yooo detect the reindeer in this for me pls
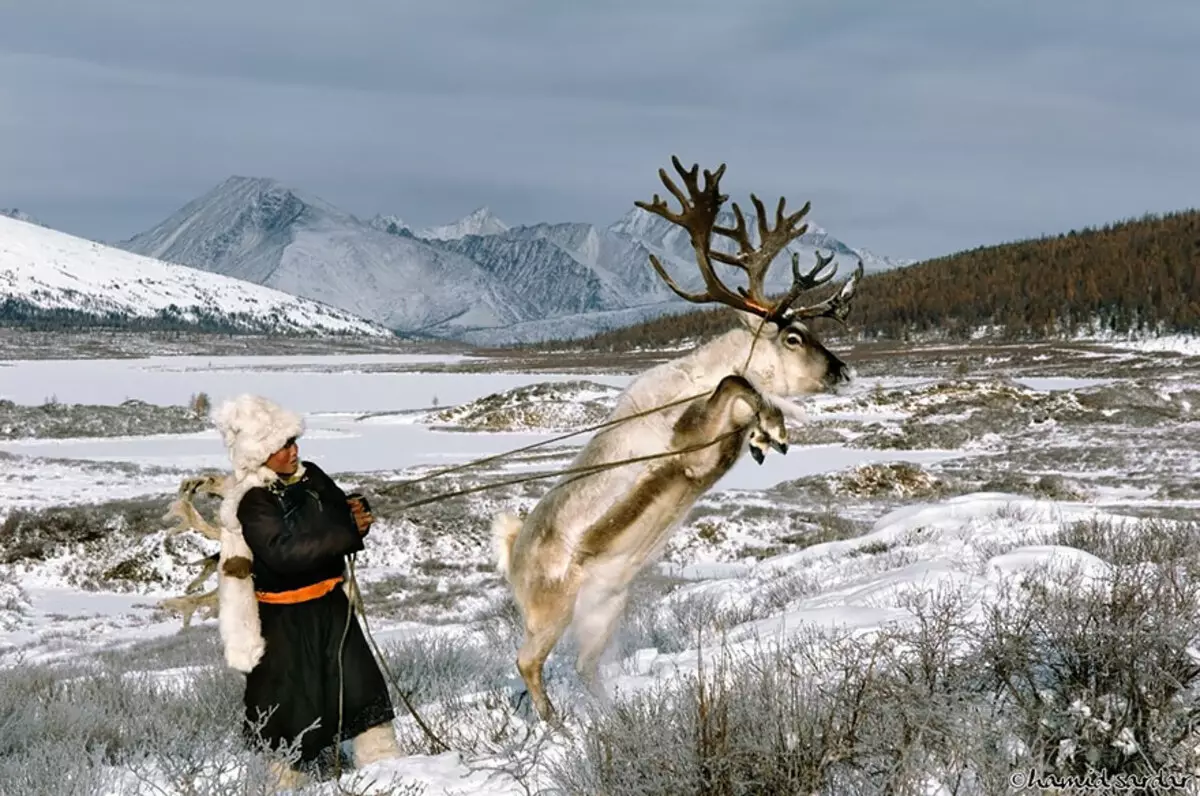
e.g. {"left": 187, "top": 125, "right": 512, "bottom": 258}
{"left": 491, "top": 156, "right": 864, "bottom": 723}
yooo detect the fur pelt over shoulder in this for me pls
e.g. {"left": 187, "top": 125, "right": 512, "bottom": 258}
{"left": 210, "top": 394, "right": 307, "bottom": 672}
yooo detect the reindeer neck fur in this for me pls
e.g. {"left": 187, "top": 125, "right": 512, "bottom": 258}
{"left": 616, "top": 325, "right": 786, "bottom": 424}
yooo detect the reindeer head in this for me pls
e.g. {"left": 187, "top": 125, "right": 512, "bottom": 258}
{"left": 732, "top": 304, "right": 855, "bottom": 397}
{"left": 635, "top": 156, "right": 861, "bottom": 398}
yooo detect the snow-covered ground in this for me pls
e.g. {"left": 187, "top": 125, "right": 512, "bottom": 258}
{"left": 1, "top": 340, "right": 1197, "bottom": 794}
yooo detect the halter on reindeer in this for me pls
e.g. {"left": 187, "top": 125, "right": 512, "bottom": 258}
{"left": 491, "top": 156, "right": 864, "bottom": 723}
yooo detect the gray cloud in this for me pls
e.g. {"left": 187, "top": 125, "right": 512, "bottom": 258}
{"left": 0, "top": 0, "right": 1196, "bottom": 260}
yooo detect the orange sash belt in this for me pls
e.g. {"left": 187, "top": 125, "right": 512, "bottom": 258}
{"left": 256, "top": 576, "right": 343, "bottom": 605}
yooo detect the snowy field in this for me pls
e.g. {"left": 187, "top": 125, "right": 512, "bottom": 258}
{"left": 1, "top": 336, "right": 1198, "bottom": 794}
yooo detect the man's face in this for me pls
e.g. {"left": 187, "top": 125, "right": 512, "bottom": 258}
{"left": 265, "top": 437, "right": 299, "bottom": 475}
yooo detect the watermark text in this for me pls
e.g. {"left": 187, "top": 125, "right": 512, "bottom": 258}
{"left": 1011, "top": 767, "right": 1200, "bottom": 792}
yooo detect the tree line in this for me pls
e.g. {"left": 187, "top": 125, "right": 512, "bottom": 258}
{"left": 0, "top": 300, "right": 370, "bottom": 337}
{"left": 540, "top": 209, "right": 1200, "bottom": 351}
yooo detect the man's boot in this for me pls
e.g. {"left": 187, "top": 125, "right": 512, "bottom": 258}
{"left": 351, "top": 722, "right": 403, "bottom": 767}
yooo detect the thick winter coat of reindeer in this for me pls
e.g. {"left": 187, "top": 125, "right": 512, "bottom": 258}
{"left": 491, "top": 157, "right": 863, "bottom": 723}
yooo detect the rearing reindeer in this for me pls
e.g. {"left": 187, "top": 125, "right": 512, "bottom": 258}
{"left": 491, "top": 156, "right": 863, "bottom": 723}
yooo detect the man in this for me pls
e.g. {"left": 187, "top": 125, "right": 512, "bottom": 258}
{"left": 211, "top": 393, "right": 400, "bottom": 788}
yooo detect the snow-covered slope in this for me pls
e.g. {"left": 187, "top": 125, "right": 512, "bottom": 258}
{"left": 1, "top": 208, "right": 46, "bottom": 228}
{"left": 432, "top": 232, "right": 629, "bottom": 317}
{"left": 502, "top": 220, "right": 679, "bottom": 304}
{"left": 0, "top": 214, "right": 392, "bottom": 336}
{"left": 119, "top": 178, "right": 531, "bottom": 336}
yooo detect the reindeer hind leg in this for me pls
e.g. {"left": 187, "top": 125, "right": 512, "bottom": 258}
{"left": 514, "top": 574, "right": 578, "bottom": 725}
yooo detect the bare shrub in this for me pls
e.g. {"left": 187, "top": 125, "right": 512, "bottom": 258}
{"left": 374, "top": 631, "right": 534, "bottom": 755}
{"left": 980, "top": 472, "right": 1089, "bottom": 501}
{"left": 1052, "top": 515, "right": 1200, "bottom": 572}
{"left": 550, "top": 585, "right": 994, "bottom": 796}
{"left": 608, "top": 570, "right": 810, "bottom": 665}
{"left": 0, "top": 658, "right": 308, "bottom": 794}
{"left": 0, "top": 398, "right": 209, "bottom": 440}
{"left": 778, "top": 509, "right": 869, "bottom": 549}
{"left": 188, "top": 391, "right": 211, "bottom": 418}
{"left": 833, "top": 463, "right": 949, "bottom": 500}
{"left": 0, "top": 496, "right": 173, "bottom": 564}
{"left": 0, "top": 568, "right": 31, "bottom": 631}
{"left": 974, "top": 539, "right": 1200, "bottom": 782}
{"left": 551, "top": 517, "right": 1200, "bottom": 794}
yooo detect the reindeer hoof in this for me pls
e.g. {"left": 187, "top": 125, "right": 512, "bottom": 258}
{"left": 749, "top": 445, "right": 765, "bottom": 465}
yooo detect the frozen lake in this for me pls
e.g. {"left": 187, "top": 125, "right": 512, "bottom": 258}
{"left": 0, "top": 353, "right": 971, "bottom": 494}
{"left": 0, "top": 353, "right": 631, "bottom": 413}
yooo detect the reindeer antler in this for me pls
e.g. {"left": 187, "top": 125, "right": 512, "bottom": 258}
{"left": 635, "top": 155, "right": 863, "bottom": 326}
{"left": 162, "top": 474, "right": 230, "bottom": 542}
{"left": 782, "top": 254, "right": 864, "bottom": 326}
{"left": 157, "top": 473, "right": 230, "bottom": 629}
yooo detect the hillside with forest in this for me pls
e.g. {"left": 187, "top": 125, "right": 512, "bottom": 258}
{"left": 538, "top": 210, "right": 1200, "bottom": 351}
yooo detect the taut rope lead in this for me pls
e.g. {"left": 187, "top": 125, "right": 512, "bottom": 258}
{"left": 376, "top": 390, "right": 709, "bottom": 495}
{"left": 379, "top": 315, "right": 772, "bottom": 496}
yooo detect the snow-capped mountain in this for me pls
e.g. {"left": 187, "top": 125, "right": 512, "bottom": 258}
{"left": 119, "top": 177, "right": 532, "bottom": 336}
{"left": 418, "top": 207, "right": 509, "bottom": 241}
{"left": 116, "top": 176, "right": 913, "bottom": 344}
{"left": 0, "top": 214, "right": 392, "bottom": 336}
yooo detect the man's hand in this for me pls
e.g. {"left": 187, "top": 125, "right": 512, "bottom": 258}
{"left": 347, "top": 496, "right": 374, "bottom": 536}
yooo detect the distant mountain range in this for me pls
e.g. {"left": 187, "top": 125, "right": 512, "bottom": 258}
{"left": 0, "top": 214, "right": 393, "bottom": 336}
{"left": 13, "top": 178, "right": 916, "bottom": 344}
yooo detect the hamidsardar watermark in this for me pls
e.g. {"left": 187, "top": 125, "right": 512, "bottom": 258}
{"left": 1010, "top": 767, "right": 1200, "bottom": 792}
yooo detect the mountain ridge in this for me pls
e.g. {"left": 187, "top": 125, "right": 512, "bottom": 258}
{"left": 104, "top": 175, "right": 913, "bottom": 343}
{"left": 119, "top": 177, "right": 534, "bottom": 336}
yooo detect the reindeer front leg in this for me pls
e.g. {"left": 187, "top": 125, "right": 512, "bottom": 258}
{"left": 673, "top": 375, "right": 788, "bottom": 475}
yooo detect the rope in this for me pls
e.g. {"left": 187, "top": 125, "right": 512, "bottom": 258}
{"left": 350, "top": 553, "right": 450, "bottom": 753}
{"left": 332, "top": 553, "right": 451, "bottom": 784}
{"left": 378, "top": 312, "right": 772, "bottom": 497}
{"left": 333, "top": 570, "right": 353, "bottom": 781}
{"left": 376, "top": 390, "right": 711, "bottom": 495}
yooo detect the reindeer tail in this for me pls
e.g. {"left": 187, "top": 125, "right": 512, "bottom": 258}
{"left": 491, "top": 512, "right": 523, "bottom": 578}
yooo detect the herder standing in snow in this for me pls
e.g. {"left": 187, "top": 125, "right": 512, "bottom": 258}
{"left": 211, "top": 394, "right": 400, "bottom": 788}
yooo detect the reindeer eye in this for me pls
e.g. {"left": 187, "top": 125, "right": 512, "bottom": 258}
{"left": 784, "top": 333, "right": 803, "bottom": 348}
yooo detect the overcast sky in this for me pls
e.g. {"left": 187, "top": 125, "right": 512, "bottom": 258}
{"left": 1, "top": 0, "right": 1197, "bottom": 261}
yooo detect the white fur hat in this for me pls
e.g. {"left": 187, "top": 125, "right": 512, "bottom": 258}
{"left": 211, "top": 394, "right": 304, "bottom": 479}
